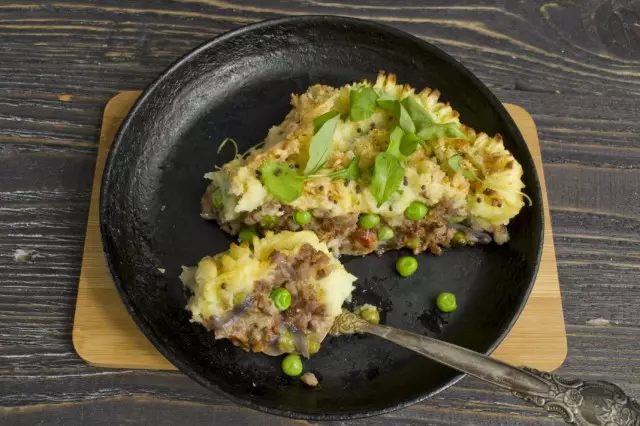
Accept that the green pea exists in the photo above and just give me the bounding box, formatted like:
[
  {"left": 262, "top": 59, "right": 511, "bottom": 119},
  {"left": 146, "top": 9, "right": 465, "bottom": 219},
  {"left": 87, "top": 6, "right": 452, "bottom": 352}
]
[
  {"left": 233, "top": 291, "right": 246, "bottom": 306},
  {"left": 405, "top": 201, "right": 429, "bottom": 221},
  {"left": 359, "top": 307, "right": 380, "bottom": 324},
  {"left": 270, "top": 287, "right": 292, "bottom": 311},
  {"left": 260, "top": 215, "right": 278, "bottom": 229},
  {"left": 307, "top": 335, "right": 321, "bottom": 355},
  {"left": 211, "top": 189, "right": 223, "bottom": 209},
  {"left": 377, "top": 226, "right": 395, "bottom": 241},
  {"left": 238, "top": 228, "right": 258, "bottom": 245},
  {"left": 278, "top": 331, "right": 296, "bottom": 354},
  {"left": 406, "top": 237, "right": 421, "bottom": 250},
  {"left": 451, "top": 231, "right": 468, "bottom": 247},
  {"left": 294, "top": 210, "right": 312, "bottom": 225},
  {"left": 436, "top": 292, "right": 457, "bottom": 313},
  {"left": 396, "top": 256, "right": 418, "bottom": 277},
  {"left": 358, "top": 213, "right": 380, "bottom": 229},
  {"left": 281, "top": 354, "right": 303, "bottom": 376}
]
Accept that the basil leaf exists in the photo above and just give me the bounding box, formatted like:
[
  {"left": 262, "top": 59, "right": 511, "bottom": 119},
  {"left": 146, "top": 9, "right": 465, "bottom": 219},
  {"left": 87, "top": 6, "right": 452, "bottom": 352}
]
[
  {"left": 376, "top": 95, "right": 415, "bottom": 134},
  {"left": 400, "top": 132, "right": 421, "bottom": 157},
  {"left": 349, "top": 87, "right": 378, "bottom": 121},
  {"left": 447, "top": 153, "right": 479, "bottom": 181},
  {"left": 386, "top": 126, "right": 405, "bottom": 158},
  {"left": 260, "top": 161, "right": 304, "bottom": 202},
  {"left": 401, "top": 96, "right": 434, "bottom": 131},
  {"left": 417, "top": 122, "right": 468, "bottom": 141},
  {"left": 305, "top": 111, "right": 340, "bottom": 175},
  {"left": 398, "top": 103, "right": 415, "bottom": 134},
  {"left": 371, "top": 152, "right": 405, "bottom": 207},
  {"left": 324, "top": 156, "right": 361, "bottom": 180},
  {"left": 376, "top": 94, "right": 398, "bottom": 113},
  {"left": 401, "top": 96, "right": 468, "bottom": 141}
]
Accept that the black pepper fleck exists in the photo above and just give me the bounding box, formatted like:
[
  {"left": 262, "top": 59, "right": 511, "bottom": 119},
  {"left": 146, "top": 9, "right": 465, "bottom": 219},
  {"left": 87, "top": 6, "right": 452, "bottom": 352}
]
[
  {"left": 370, "top": 122, "right": 375, "bottom": 130},
  {"left": 289, "top": 164, "right": 295, "bottom": 169},
  {"left": 220, "top": 283, "right": 227, "bottom": 290},
  {"left": 274, "top": 168, "right": 282, "bottom": 177},
  {"left": 344, "top": 180, "right": 350, "bottom": 187},
  {"left": 403, "top": 176, "right": 408, "bottom": 186},
  {"left": 256, "top": 170, "right": 262, "bottom": 177},
  {"left": 357, "top": 128, "right": 361, "bottom": 133},
  {"left": 476, "top": 197, "right": 482, "bottom": 203},
  {"left": 318, "top": 185, "right": 324, "bottom": 191},
  {"left": 294, "top": 164, "right": 300, "bottom": 169},
  {"left": 421, "top": 185, "right": 426, "bottom": 190}
]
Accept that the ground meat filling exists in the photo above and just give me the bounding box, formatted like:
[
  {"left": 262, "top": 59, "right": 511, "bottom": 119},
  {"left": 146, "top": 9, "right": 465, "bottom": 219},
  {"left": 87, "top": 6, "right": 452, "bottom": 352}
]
[
  {"left": 201, "top": 182, "right": 460, "bottom": 256},
  {"left": 208, "top": 243, "right": 334, "bottom": 352}
]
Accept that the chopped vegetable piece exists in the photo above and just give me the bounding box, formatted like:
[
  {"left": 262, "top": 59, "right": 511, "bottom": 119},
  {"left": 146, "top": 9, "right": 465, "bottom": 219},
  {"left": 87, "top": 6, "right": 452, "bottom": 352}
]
[
  {"left": 405, "top": 201, "right": 428, "bottom": 221},
  {"left": 278, "top": 331, "right": 296, "bottom": 353},
  {"left": 377, "top": 226, "right": 395, "bottom": 241},
  {"left": 359, "top": 306, "right": 380, "bottom": 324},
  {"left": 238, "top": 228, "right": 258, "bottom": 245},
  {"left": 406, "top": 237, "right": 421, "bottom": 249},
  {"left": 294, "top": 210, "right": 312, "bottom": 225},
  {"left": 260, "top": 215, "right": 278, "bottom": 229},
  {"left": 282, "top": 354, "right": 303, "bottom": 376},
  {"left": 451, "top": 231, "right": 468, "bottom": 247},
  {"left": 307, "top": 335, "right": 321, "bottom": 355},
  {"left": 436, "top": 292, "right": 457, "bottom": 312},
  {"left": 232, "top": 292, "right": 246, "bottom": 306},
  {"left": 396, "top": 256, "right": 418, "bottom": 277},
  {"left": 270, "top": 287, "right": 292, "bottom": 311},
  {"left": 358, "top": 213, "right": 380, "bottom": 229},
  {"left": 211, "top": 189, "right": 223, "bottom": 209}
]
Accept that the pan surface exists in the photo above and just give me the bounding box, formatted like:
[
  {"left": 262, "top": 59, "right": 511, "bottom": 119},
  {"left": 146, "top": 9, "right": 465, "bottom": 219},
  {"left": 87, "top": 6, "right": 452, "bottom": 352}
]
[{"left": 100, "top": 16, "right": 544, "bottom": 420}]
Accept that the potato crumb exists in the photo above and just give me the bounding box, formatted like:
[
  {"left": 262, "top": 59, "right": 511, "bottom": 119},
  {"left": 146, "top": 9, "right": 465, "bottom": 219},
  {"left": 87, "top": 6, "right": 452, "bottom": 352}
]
[{"left": 300, "top": 372, "right": 319, "bottom": 387}]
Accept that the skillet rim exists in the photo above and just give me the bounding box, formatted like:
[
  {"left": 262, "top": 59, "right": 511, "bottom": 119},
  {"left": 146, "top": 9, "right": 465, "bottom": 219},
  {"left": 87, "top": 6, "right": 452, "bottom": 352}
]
[{"left": 99, "top": 14, "right": 544, "bottom": 420}]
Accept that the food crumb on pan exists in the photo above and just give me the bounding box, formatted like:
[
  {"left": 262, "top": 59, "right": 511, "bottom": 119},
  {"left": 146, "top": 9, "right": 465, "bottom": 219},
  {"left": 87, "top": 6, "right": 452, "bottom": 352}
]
[
  {"left": 13, "top": 249, "right": 40, "bottom": 263},
  {"left": 300, "top": 372, "right": 319, "bottom": 387}
]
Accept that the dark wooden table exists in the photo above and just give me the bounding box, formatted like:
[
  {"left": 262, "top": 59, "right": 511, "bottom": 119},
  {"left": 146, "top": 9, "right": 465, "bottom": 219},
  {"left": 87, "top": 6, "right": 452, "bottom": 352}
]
[{"left": 1, "top": 1, "right": 639, "bottom": 425}]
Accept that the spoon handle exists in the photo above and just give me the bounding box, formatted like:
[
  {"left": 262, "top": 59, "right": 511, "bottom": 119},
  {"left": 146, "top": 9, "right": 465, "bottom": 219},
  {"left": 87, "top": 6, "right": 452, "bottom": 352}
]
[{"left": 331, "top": 313, "right": 640, "bottom": 425}]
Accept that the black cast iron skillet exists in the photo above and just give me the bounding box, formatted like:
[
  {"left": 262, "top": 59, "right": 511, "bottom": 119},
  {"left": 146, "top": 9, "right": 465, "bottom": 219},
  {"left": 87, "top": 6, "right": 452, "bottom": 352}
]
[{"left": 100, "top": 16, "right": 543, "bottom": 420}]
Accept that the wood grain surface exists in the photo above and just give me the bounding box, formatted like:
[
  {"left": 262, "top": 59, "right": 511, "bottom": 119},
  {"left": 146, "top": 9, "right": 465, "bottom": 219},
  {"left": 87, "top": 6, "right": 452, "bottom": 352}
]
[
  {"left": 1, "top": 1, "right": 639, "bottom": 425},
  {"left": 72, "top": 91, "right": 568, "bottom": 371}
]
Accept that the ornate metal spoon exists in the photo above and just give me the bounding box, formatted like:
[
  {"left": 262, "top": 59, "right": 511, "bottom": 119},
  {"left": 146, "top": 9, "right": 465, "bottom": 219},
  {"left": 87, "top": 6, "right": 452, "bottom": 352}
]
[{"left": 330, "top": 311, "right": 640, "bottom": 426}]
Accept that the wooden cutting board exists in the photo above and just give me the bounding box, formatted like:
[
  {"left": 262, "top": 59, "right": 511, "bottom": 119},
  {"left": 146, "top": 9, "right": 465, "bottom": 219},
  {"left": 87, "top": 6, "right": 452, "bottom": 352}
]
[{"left": 72, "top": 91, "right": 567, "bottom": 371}]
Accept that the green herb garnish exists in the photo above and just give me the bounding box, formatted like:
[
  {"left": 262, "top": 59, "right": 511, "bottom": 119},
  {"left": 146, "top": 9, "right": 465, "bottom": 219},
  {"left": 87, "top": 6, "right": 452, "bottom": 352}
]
[
  {"left": 400, "top": 132, "right": 421, "bottom": 157},
  {"left": 261, "top": 156, "right": 361, "bottom": 203},
  {"left": 401, "top": 96, "right": 468, "bottom": 141},
  {"left": 386, "top": 126, "right": 405, "bottom": 159},
  {"left": 217, "top": 137, "right": 239, "bottom": 158},
  {"left": 349, "top": 86, "right": 378, "bottom": 121},
  {"left": 304, "top": 111, "right": 340, "bottom": 175},
  {"left": 322, "top": 156, "right": 361, "bottom": 180},
  {"left": 259, "top": 161, "right": 304, "bottom": 202},
  {"left": 376, "top": 95, "right": 415, "bottom": 134},
  {"left": 447, "top": 153, "right": 479, "bottom": 181},
  {"left": 370, "top": 152, "right": 404, "bottom": 207},
  {"left": 418, "top": 122, "right": 468, "bottom": 141}
]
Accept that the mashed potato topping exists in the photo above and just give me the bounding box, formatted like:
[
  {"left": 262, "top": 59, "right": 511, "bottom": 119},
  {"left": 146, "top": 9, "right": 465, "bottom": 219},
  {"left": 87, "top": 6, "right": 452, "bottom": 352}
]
[
  {"left": 182, "top": 231, "right": 356, "bottom": 354},
  {"left": 201, "top": 72, "right": 527, "bottom": 256}
]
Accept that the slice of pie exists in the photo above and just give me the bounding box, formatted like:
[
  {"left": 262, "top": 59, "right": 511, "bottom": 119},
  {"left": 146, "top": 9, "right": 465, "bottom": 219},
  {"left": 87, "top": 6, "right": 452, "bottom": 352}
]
[
  {"left": 181, "top": 230, "right": 356, "bottom": 355},
  {"left": 201, "top": 72, "right": 527, "bottom": 256}
]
